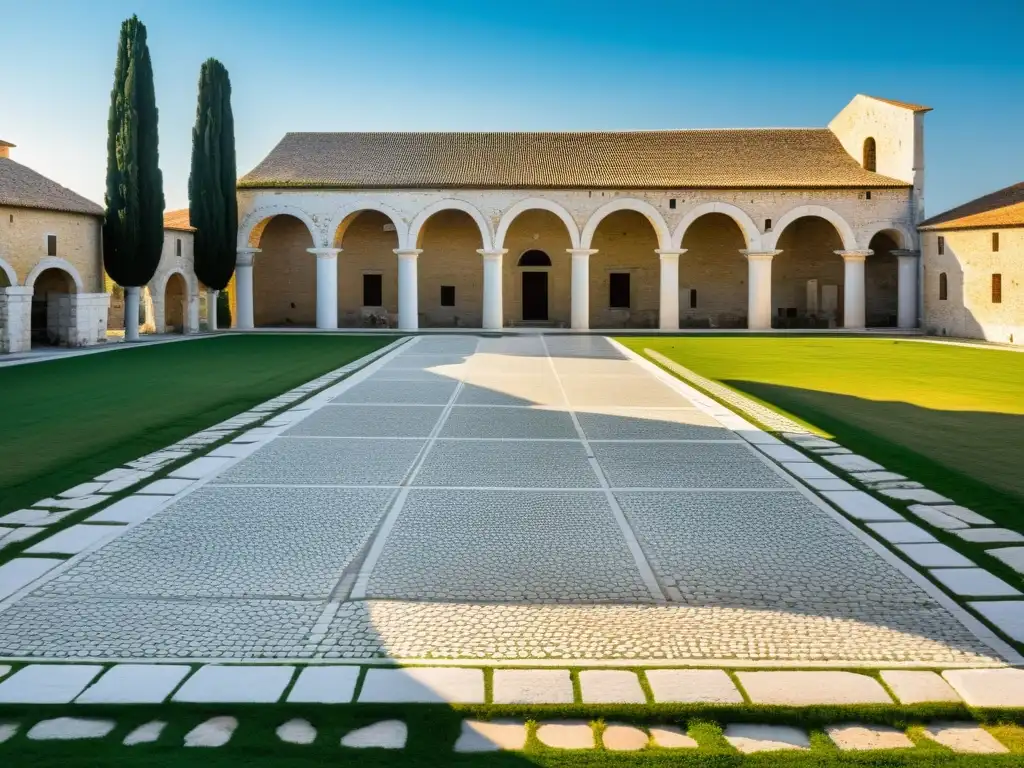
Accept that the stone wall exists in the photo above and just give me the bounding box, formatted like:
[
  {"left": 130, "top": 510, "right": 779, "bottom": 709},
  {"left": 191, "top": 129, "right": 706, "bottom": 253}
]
[
  {"left": 0, "top": 205, "right": 104, "bottom": 291},
  {"left": 253, "top": 215, "right": 316, "bottom": 326},
  {"left": 923, "top": 228, "right": 1023, "bottom": 345}
]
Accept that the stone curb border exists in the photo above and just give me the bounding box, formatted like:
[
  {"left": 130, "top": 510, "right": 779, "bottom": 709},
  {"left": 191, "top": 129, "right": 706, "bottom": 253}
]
[
  {"left": 608, "top": 339, "right": 1024, "bottom": 665},
  {"left": 0, "top": 336, "right": 412, "bottom": 612}
]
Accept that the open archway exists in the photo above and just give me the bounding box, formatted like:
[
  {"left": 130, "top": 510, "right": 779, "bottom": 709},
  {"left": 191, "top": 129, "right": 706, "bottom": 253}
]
[
  {"left": 30, "top": 267, "right": 77, "bottom": 346},
  {"left": 680, "top": 212, "right": 749, "bottom": 328},
  {"left": 866, "top": 231, "right": 900, "bottom": 327},
  {"left": 772, "top": 216, "right": 848, "bottom": 328},
  {"left": 164, "top": 272, "right": 187, "bottom": 333},
  {"left": 334, "top": 210, "right": 400, "bottom": 327},
  {"left": 252, "top": 214, "right": 316, "bottom": 326},
  {"left": 416, "top": 209, "right": 486, "bottom": 327},
  {"left": 588, "top": 209, "right": 662, "bottom": 328},
  {"left": 501, "top": 209, "right": 574, "bottom": 326}
]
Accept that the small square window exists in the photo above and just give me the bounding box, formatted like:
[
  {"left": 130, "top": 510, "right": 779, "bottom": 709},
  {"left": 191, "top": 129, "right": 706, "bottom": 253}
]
[
  {"left": 609, "top": 273, "right": 630, "bottom": 308},
  {"left": 440, "top": 285, "right": 455, "bottom": 307},
  {"left": 992, "top": 273, "right": 1002, "bottom": 303},
  {"left": 46, "top": 234, "right": 57, "bottom": 256},
  {"left": 937, "top": 236, "right": 945, "bottom": 255},
  {"left": 175, "top": 238, "right": 182, "bottom": 257},
  {"left": 865, "top": 190, "right": 872, "bottom": 200},
  {"left": 764, "top": 219, "right": 772, "bottom": 230},
  {"left": 689, "top": 288, "right": 698, "bottom": 309},
  {"left": 992, "top": 232, "right": 999, "bottom": 252},
  {"left": 669, "top": 198, "right": 677, "bottom": 209},
  {"left": 363, "top": 273, "right": 383, "bottom": 307}
]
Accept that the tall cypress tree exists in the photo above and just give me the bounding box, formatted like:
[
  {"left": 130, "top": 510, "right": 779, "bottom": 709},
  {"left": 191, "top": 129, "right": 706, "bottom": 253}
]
[
  {"left": 189, "top": 58, "right": 237, "bottom": 329},
  {"left": 103, "top": 15, "right": 164, "bottom": 340}
]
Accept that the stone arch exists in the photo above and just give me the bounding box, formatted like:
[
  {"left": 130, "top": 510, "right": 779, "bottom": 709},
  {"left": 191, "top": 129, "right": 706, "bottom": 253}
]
[
  {"left": 25, "top": 258, "right": 84, "bottom": 292},
  {"left": 859, "top": 221, "right": 914, "bottom": 251},
  {"left": 580, "top": 198, "right": 671, "bottom": 251},
  {"left": 238, "top": 205, "right": 321, "bottom": 249},
  {"left": 863, "top": 137, "right": 877, "bottom": 171},
  {"left": 408, "top": 198, "right": 493, "bottom": 251},
  {"left": 678, "top": 211, "right": 751, "bottom": 328},
  {"left": 163, "top": 271, "right": 189, "bottom": 333},
  {"left": 765, "top": 205, "right": 857, "bottom": 251},
  {"left": 0, "top": 256, "right": 16, "bottom": 287},
  {"left": 155, "top": 266, "right": 198, "bottom": 298},
  {"left": 251, "top": 213, "right": 317, "bottom": 326},
  {"left": 495, "top": 198, "right": 581, "bottom": 250},
  {"left": 329, "top": 201, "right": 408, "bottom": 250},
  {"left": 671, "top": 202, "right": 761, "bottom": 251}
]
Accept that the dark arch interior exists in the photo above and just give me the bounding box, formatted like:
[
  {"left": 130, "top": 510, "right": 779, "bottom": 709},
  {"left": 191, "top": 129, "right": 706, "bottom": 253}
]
[{"left": 518, "top": 250, "right": 551, "bottom": 267}]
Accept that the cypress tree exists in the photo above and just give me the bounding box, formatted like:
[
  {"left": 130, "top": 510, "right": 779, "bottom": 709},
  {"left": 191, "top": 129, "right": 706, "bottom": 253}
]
[
  {"left": 189, "top": 58, "right": 238, "bottom": 330},
  {"left": 103, "top": 15, "right": 165, "bottom": 340}
]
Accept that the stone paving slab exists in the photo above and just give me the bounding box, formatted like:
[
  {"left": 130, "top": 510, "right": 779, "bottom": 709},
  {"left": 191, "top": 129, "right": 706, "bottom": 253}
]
[
  {"left": 76, "top": 664, "right": 191, "bottom": 704},
  {"left": 577, "top": 408, "right": 731, "bottom": 441},
  {"left": 341, "top": 720, "right": 407, "bottom": 749},
  {"left": 286, "top": 666, "right": 360, "bottom": 703},
  {"left": 492, "top": 669, "right": 574, "bottom": 704},
  {"left": 895, "top": 543, "right": 975, "bottom": 568},
  {"left": 954, "top": 528, "right": 1024, "bottom": 544},
  {"left": 536, "top": 720, "right": 594, "bottom": 749},
  {"left": 358, "top": 667, "right": 485, "bottom": 703},
  {"left": 277, "top": 718, "right": 317, "bottom": 745},
  {"left": 442, "top": 406, "right": 577, "bottom": 439},
  {"left": 914, "top": 504, "right": 994, "bottom": 526},
  {"left": 783, "top": 462, "right": 840, "bottom": 480},
  {"left": 414, "top": 439, "right": 599, "bottom": 488},
  {"left": 880, "top": 670, "right": 963, "bottom": 704},
  {"left": 88, "top": 494, "right": 167, "bottom": 524},
  {"left": 930, "top": 568, "right": 1021, "bottom": 597},
  {"left": 906, "top": 505, "right": 970, "bottom": 530},
  {"left": 942, "top": 668, "right": 1024, "bottom": 707},
  {"left": 821, "top": 491, "right": 904, "bottom": 521},
  {"left": 0, "top": 558, "right": 63, "bottom": 600},
  {"left": 0, "top": 664, "right": 103, "bottom": 703},
  {"left": 172, "top": 665, "right": 294, "bottom": 703},
  {"left": 594, "top": 442, "right": 791, "bottom": 489},
  {"left": 922, "top": 722, "right": 1009, "bottom": 754},
  {"left": 25, "top": 524, "right": 122, "bottom": 555},
  {"left": 645, "top": 669, "right": 743, "bottom": 703},
  {"left": 0, "top": 527, "right": 45, "bottom": 550},
  {"left": 137, "top": 478, "right": 194, "bottom": 495},
  {"left": 288, "top": 405, "right": 444, "bottom": 438},
  {"left": 602, "top": 723, "right": 649, "bottom": 751},
  {"left": 757, "top": 445, "right": 809, "bottom": 463},
  {"left": 879, "top": 488, "right": 953, "bottom": 504},
  {"left": 0, "top": 509, "right": 74, "bottom": 526},
  {"left": 822, "top": 454, "right": 885, "bottom": 472},
  {"left": 724, "top": 724, "right": 809, "bottom": 753},
  {"left": 124, "top": 721, "right": 166, "bottom": 745},
  {"left": 650, "top": 726, "right": 698, "bottom": 748},
  {"left": 989, "top": 547, "right": 1024, "bottom": 575},
  {"left": 736, "top": 671, "right": 892, "bottom": 705},
  {"left": 826, "top": 723, "right": 914, "bottom": 751},
  {"left": 185, "top": 716, "right": 237, "bottom": 747},
  {"left": 27, "top": 717, "right": 115, "bottom": 741},
  {"left": 867, "top": 522, "right": 938, "bottom": 544},
  {"left": 454, "top": 720, "right": 528, "bottom": 752},
  {"left": 969, "top": 601, "right": 1024, "bottom": 643},
  {"left": 578, "top": 670, "right": 646, "bottom": 703},
  {"left": 169, "top": 456, "right": 233, "bottom": 480},
  {"left": 333, "top": 379, "right": 458, "bottom": 405}
]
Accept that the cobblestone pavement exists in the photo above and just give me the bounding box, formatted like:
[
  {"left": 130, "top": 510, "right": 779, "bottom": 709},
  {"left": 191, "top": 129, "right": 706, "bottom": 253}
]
[{"left": 0, "top": 335, "right": 1004, "bottom": 663}]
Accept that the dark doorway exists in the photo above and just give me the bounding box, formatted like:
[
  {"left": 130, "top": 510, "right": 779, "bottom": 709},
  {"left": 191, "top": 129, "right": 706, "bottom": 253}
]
[{"left": 522, "top": 271, "right": 548, "bottom": 321}]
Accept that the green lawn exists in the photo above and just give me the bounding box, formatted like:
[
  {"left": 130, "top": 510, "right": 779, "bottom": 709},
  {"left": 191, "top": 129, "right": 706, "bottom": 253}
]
[
  {"left": 619, "top": 337, "right": 1024, "bottom": 533},
  {"left": 0, "top": 334, "right": 395, "bottom": 514}
]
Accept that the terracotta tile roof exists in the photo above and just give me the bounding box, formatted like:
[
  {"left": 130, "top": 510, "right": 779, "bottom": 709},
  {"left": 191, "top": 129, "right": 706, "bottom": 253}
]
[
  {"left": 863, "top": 95, "right": 933, "bottom": 113},
  {"left": 239, "top": 129, "right": 909, "bottom": 190},
  {"left": 919, "top": 182, "right": 1024, "bottom": 230},
  {"left": 163, "top": 208, "right": 196, "bottom": 232},
  {"left": 0, "top": 157, "right": 103, "bottom": 216}
]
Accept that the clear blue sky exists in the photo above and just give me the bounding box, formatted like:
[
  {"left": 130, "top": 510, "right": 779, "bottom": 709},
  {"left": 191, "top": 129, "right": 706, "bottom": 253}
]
[{"left": 2, "top": 0, "right": 1021, "bottom": 214}]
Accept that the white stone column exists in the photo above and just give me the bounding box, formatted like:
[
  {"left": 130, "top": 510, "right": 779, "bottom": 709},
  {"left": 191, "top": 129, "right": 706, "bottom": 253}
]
[
  {"left": 567, "top": 248, "right": 597, "bottom": 330},
  {"left": 0, "top": 286, "right": 33, "bottom": 353},
  {"left": 124, "top": 285, "right": 140, "bottom": 341},
  {"left": 308, "top": 247, "right": 341, "bottom": 330},
  {"left": 893, "top": 249, "right": 920, "bottom": 329},
  {"left": 186, "top": 291, "right": 199, "bottom": 333},
  {"left": 836, "top": 249, "right": 872, "bottom": 329},
  {"left": 656, "top": 249, "right": 686, "bottom": 330},
  {"left": 235, "top": 248, "right": 260, "bottom": 330},
  {"left": 477, "top": 249, "right": 507, "bottom": 330},
  {"left": 206, "top": 289, "right": 220, "bottom": 331},
  {"left": 393, "top": 248, "right": 422, "bottom": 331},
  {"left": 741, "top": 250, "right": 780, "bottom": 330}
]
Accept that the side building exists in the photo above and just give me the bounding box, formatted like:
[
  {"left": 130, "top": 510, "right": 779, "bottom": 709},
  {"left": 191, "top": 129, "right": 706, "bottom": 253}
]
[
  {"left": 0, "top": 140, "right": 109, "bottom": 352},
  {"left": 919, "top": 183, "right": 1023, "bottom": 345}
]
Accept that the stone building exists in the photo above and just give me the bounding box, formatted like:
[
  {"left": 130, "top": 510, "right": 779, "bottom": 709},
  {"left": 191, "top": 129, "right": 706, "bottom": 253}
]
[
  {"left": 0, "top": 140, "right": 109, "bottom": 352},
  {"left": 107, "top": 209, "right": 202, "bottom": 335},
  {"left": 233, "top": 94, "right": 927, "bottom": 332},
  {"left": 919, "top": 183, "right": 1023, "bottom": 345}
]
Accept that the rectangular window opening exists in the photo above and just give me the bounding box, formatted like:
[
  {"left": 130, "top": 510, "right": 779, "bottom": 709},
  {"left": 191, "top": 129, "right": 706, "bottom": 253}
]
[
  {"left": 46, "top": 234, "right": 57, "bottom": 256},
  {"left": 175, "top": 238, "right": 182, "bottom": 257},
  {"left": 866, "top": 190, "right": 872, "bottom": 200},
  {"left": 992, "top": 273, "right": 1002, "bottom": 303},
  {"left": 669, "top": 198, "right": 677, "bottom": 209},
  {"left": 440, "top": 285, "right": 456, "bottom": 307},
  {"left": 609, "top": 273, "right": 630, "bottom": 308},
  {"left": 689, "top": 288, "right": 698, "bottom": 309},
  {"left": 765, "top": 218, "right": 772, "bottom": 230},
  {"left": 938, "top": 236, "right": 945, "bottom": 255},
  {"left": 362, "top": 273, "right": 383, "bottom": 307},
  {"left": 993, "top": 232, "right": 1000, "bottom": 252}
]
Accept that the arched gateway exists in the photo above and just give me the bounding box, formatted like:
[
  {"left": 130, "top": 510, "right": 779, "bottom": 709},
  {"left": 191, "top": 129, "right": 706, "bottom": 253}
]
[{"left": 232, "top": 95, "right": 926, "bottom": 331}]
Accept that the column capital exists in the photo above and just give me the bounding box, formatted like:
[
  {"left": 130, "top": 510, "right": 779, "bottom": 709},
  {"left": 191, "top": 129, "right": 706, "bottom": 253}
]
[
  {"left": 740, "top": 249, "right": 782, "bottom": 262},
  {"left": 476, "top": 248, "right": 508, "bottom": 259},
  {"left": 567, "top": 248, "right": 598, "bottom": 257},
  {"left": 236, "top": 247, "right": 261, "bottom": 267},
  {"left": 307, "top": 247, "right": 341, "bottom": 259},
  {"left": 891, "top": 249, "right": 920, "bottom": 259},
  {"left": 655, "top": 248, "right": 687, "bottom": 259},
  {"left": 834, "top": 249, "right": 873, "bottom": 262},
  {"left": 393, "top": 248, "right": 423, "bottom": 259},
  {"left": 1, "top": 286, "right": 33, "bottom": 296}
]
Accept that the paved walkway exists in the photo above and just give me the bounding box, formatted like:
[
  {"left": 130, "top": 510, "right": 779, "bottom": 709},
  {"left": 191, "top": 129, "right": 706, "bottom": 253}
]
[{"left": 0, "top": 335, "right": 1005, "bottom": 663}]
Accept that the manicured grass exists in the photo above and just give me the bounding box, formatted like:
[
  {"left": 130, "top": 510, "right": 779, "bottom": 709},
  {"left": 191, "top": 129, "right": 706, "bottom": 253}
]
[
  {"left": 620, "top": 337, "right": 1024, "bottom": 533},
  {"left": 0, "top": 334, "right": 396, "bottom": 514}
]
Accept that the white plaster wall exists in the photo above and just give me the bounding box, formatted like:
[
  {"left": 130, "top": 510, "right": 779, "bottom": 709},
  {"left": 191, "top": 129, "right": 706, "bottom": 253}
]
[{"left": 150, "top": 229, "right": 199, "bottom": 333}]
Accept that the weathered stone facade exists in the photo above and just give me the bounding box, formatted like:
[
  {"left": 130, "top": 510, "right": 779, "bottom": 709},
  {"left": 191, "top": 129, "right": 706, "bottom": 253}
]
[{"left": 922, "top": 228, "right": 1023, "bottom": 345}]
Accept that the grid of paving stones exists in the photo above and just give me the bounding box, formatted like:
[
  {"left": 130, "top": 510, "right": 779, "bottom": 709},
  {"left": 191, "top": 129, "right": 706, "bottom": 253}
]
[{"left": 0, "top": 334, "right": 1008, "bottom": 664}]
